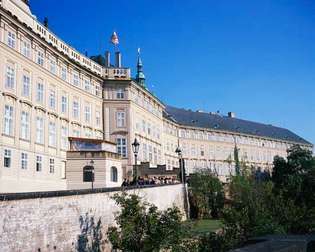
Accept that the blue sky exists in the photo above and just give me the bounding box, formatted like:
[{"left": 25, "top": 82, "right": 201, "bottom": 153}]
[{"left": 30, "top": 0, "right": 315, "bottom": 146}]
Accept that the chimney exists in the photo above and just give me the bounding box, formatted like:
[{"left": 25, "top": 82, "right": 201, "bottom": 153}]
[
  {"left": 115, "top": 51, "right": 122, "bottom": 68},
  {"left": 228, "top": 112, "right": 236, "bottom": 118},
  {"left": 105, "top": 51, "right": 110, "bottom": 67}
]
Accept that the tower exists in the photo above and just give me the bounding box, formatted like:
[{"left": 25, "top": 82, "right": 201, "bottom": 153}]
[{"left": 136, "top": 48, "right": 145, "bottom": 87}]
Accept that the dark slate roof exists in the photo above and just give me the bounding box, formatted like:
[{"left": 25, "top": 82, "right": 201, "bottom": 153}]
[{"left": 164, "top": 105, "right": 311, "bottom": 145}]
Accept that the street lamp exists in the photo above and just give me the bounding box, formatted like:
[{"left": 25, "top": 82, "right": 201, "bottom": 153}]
[
  {"left": 175, "top": 145, "right": 189, "bottom": 219},
  {"left": 132, "top": 138, "right": 140, "bottom": 183},
  {"left": 90, "top": 160, "right": 95, "bottom": 190},
  {"left": 175, "top": 146, "right": 184, "bottom": 183}
]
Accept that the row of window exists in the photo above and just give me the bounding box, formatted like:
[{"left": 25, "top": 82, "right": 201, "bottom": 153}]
[
  {"left": 179, "top": 129, "right": 289, "bottom": 149},
  {"left": 132, "top": 90, "right": 162, "bottom": 118},
  {"left": 180, "top": 143, "right": 280, "bottom": 163},
  {"left": 4, "top": 64, "right": 101, "bottom": 126},
  {"left": 4, "top": 149, "right": 55, "bottom": 173},
  {"left": 5, "top": 28, "right": 102, "bottom": 97},
  {"left": 135, "top": 119, "right": 161, "bottom": 140},
  {"left": 166, "top": 159, "right": 179, "bottom": 171},
  {"left": 164, "top": 122, "right": 178, "bottom": 136},
  {"left": 4, "top": 105, "right": 102, "bottom": 146}
]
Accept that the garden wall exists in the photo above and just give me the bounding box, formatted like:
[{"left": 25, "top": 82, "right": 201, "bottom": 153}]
[{"left": 0, "top": 184, "right": 185, "bottom": 252}]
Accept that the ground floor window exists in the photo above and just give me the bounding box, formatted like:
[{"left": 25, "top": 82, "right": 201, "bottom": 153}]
[
  {"left": 21, "top": 152, "right": 28, "bottom": 169},
  {"left": 111, "top": 166, "right": 118, "bottom": 182},
  {"left": 49, "top": 158, "right": 55, "bottom": 173},
  {"left": 36, "top": 155, "right": 42, "bottom": 172},
  {"left": 83, "top": 166, "right": 94, "bottom": 182},
  {"left": 4, "top": 149, "right": 11, "bottom": 168}
]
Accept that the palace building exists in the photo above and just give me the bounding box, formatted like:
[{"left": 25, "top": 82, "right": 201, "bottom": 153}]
[{"left": 0, "top": 0, "right": 312, "bottom": 192}]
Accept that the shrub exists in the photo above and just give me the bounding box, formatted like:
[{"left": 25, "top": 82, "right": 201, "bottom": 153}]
[{"left": 107, "top": 192, "right": 190, "bottom": 252}]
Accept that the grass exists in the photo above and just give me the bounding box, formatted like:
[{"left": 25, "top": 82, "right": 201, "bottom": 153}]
[{"left": 190, "top": 219, "right": 223, "bottom": 234}]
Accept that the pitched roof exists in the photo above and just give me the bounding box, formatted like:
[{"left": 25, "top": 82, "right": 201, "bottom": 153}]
[{"left": 164, "top": 105, "right": 311, "bottom": 145}]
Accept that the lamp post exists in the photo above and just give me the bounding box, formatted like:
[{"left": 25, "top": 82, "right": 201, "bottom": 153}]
[
  {"left": 175, "top": 146, "right": 189, "bottom": 219},
  {"left": 175, "top": 146, "right": 184, "bottom": 183},
  {"left": 132, "top": 138, "right": 140, "bottom": 183},
  {"left": 90, "top": 160, "right": 95, "bottom": 190}
]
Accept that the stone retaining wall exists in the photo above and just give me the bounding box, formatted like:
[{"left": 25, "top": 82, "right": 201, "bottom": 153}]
[{"left": 0, "top": 184, "right": 185, "bottom": 252}]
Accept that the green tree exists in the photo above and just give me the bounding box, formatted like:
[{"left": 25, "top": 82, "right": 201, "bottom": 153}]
[
  {"left": 234, "top": 144, "right": 240, "bottom": 175},
  {"left": 221, "top": 175, "right": 285, "bottom": 249},
  {"left": 272, "top": 144, "right": 315, "bottom": 233},
  {"left": 272, "top": 145, "right": 314, "bottom": 198},
  {"left": 189, "top": 170, "right": 224, "bottom": 219},
  {"left": 107, "top": 192, "right": 189, "bottom": 252}
]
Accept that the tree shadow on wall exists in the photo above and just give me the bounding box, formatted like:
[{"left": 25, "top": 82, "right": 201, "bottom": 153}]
[{"left": 76, "top": 213, "right": 105, "bottom": 252}]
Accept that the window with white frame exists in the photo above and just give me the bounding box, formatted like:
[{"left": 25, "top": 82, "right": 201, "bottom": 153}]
[
  {"left": 49, "top": 89, "right": 56, "bottom": 109},
  {"left": 96, "top": 110, "right": 101, "bottom": 127},
  {"left": 191, "top": 145, "right": 196, "bottom": 156},
  {"left": 5, "top": 65, "right": 15, "bottom": 89},
  {"left": 91, "top": 82, "right": 95, "bottom": 95},
  {"left": 73, "top": 72, "right": 80, "bottom": 86},
  {"left": 7, "top": 30, "right": 16, "bottom": 48},
  {"left": 36, "top": 117, "right": 44, "bottom": 144},
  {"left": 4, "top": 149, "right": 11, "bottom": 168},
  {"left": 21, "top": 39, "right": 31, "bottom": 58},
  {"left": 84, "top": 79, "right": 91, "bottom": 92},
  {"left": 61, "top": 66, "right": 67, "bottom": 81},
  {"left": 153, "top": 147, "right": 157, "bottom": 164},
  {"left": 116, "top": 137, "right": 127, "bottom": 158},
  {"left": 95, "top": 131, "right": 102, "bottom": 139},
  {"left": 4, "top": 105, "right": 13, "bottom": 136},
  {"left": 158, "top": 149, "right": 161, "bottom": 163},
  {"left": 95, "top": 85, "right": 101, "bottom": 96},
  {"left": 73, "top": 129, "right": 80, "bottom": 137},
  {"left": 37, "top": 50, "right": 44, "bottom": 66},
  {"left": 73, "top": 100, "right": 79, "bottom": 118},
  {"left": 36, "top": 155, "right": 42, "bottom": 172},
  {"left": 49, "top": 56, "right": 56, "bottom": 74},
  {"left": 20, "top": 111, "right": 30, "bottom": 140},
  {"left": 21, "top": 152, "right": 28, "bottom": 169},
  {"left": 116, "top": 88, "right": 124, "bottom": 99},
  {"left": 84, "top": 104, "right": 91, "bottom": 123},
  {"left": 61, "top": 95, "right": 67, "bottom": 113},
  {"left": 61, "top": 126, "right": 68, "bottom": 150},
  {"left": 116, "top": 111, "right": 125, "bottom": 127},
  {"left": 148, "top": 145, "right": 153, "bottom": 162},
  {"left": 49, "top": 158, "right": 55, "bottom": 173},
  {"left": 143, "top": 143, "right": 147, "bottom": 161},
  {"left": 48, "top": 122, "right": 56, "bottom": 147},
  {"left": 36, "top": 81, "right": 44, "bottom": 103},
  {"left": 157, "top": 127, "right": 160, "bottom": 139},
  {"left": 22, "top": 74, "right": 30, "bottom": 97},
  {"left": 85, "top": 128, "right": 92, "bottom": 137}
]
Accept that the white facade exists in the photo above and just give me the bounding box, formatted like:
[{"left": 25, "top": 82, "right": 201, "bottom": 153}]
[{"left": 0, "top": 0, "right": 312, "bottom": 192}]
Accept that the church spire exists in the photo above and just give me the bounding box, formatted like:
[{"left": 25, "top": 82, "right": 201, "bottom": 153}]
[{"left": 136, "top": 48, "right": 145, "bottom": 87}]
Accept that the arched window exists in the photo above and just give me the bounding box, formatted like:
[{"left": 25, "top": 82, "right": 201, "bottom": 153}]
[
  {"left": 111, "top": 166, "right": 118, "bottom": 182},
  {"left": 83, "top": 165, "right": 94, "bottom": 182}
]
